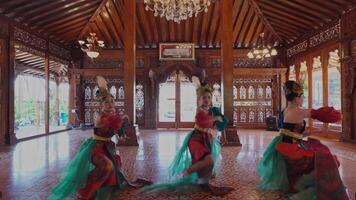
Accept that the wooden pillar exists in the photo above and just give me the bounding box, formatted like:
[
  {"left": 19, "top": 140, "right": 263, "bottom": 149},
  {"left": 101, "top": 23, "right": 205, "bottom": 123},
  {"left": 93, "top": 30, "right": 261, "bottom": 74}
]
[
  {"left": 68, "top": 69, "right": 75, "bottom": 126},
  {"left": 120, "top": 0, "right": 138, "bottom": 146},
  {"left": 306, "top": 56, "right": 313, "bottom": 129},
  {"left": 221, "top": 0, "right": 241, "bottom": 146},
  {"left": 6, "top": 27, "right": 16, "bottom": 144},
  {"left": 0, "top": 37, "right": 8, "bottom": 145},
  {"left": 321, "top": 49, "right": 329, "bottom": 134},
  {"left": 123, "top": 0, "right": 136, "bottom": 123},
  {"left": 44, "top": 49, "right": 49, "bottom": 134},
  {"left": 54, "top": 77, "right": 60, "bottom": 126}
]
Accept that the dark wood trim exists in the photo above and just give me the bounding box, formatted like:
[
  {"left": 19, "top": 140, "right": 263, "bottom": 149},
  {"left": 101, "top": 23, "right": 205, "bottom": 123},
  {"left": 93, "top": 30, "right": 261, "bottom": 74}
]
[{"left": 123, "top": 0, "right": 136, "bottom": 123}]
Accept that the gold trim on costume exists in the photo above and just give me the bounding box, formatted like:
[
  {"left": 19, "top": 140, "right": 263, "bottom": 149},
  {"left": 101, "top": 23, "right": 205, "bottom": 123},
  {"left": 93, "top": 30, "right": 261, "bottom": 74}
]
[
  {"left": 92, "top": 133, "right": 112, "bottom": 141},
  {"left": 194, "top": 124, "right": 219, "bottom": 137},
  {"left": 279, "top": 128, "right": 304, "bottom": 140}
]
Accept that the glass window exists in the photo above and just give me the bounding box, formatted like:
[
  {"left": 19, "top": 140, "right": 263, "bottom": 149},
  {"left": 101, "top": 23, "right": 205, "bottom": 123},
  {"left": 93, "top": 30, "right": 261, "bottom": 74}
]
[
  {"left": 328, "top": 50, "right": 342, "bottom": 130},
  {"left": 300, "top": 61, "right": 308, "bottom": 108},
  {"left": 159, "top": 72, "right": 176, "bottom": 122},
  {"left": 180, "top": 72, "right": 197, "bottom": 122},
  {"left": 312, "top": 56, "right": 323, "bottom": 108},
  {"left": 289, "top": 65, "right": 296, "bottom": 81},
  {"left": 212, "top": 83, "right": 221, "bottom": 108},
  {"left": 15, "top": 74, "right": 46, "bottom": 139},
  {"left": 49, "top": 60, "right": 69, "bottom": 132},
  {"left": 328, "top": 50, "right": 341, "bottom": 110}
]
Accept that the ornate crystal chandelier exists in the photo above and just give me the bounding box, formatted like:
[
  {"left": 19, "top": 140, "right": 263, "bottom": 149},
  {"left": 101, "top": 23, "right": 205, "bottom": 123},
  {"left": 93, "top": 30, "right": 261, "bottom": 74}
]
[
  {"left": 247, "top": 33, "right": 277, "bottom": 59},
  {"left": 78, "top": 33, "right": 104, "bottom": 59},
  {"left": 144, "top": 0, "right": 211, "bottom": 23}
]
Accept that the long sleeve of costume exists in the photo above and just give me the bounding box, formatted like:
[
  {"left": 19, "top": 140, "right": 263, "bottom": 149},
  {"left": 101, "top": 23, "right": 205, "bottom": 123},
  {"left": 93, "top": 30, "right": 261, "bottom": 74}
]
[
  {"left": 209, "top": 107, "right": 228, "bottom": 131},
  {"left": 311, "top": 106, "right": 341, "bottom": 123}
]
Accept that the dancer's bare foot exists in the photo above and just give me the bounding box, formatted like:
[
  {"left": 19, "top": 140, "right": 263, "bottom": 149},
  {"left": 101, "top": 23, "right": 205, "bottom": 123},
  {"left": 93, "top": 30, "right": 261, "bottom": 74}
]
[
  {"left": 182, "top": 170, "right": 189, "bottom": 177},
  {"left": 128, "top": 178, "right": 152, "bottom": 188},
  {"left": 199, "top": 183, "right": 233, "bottom": 196}
]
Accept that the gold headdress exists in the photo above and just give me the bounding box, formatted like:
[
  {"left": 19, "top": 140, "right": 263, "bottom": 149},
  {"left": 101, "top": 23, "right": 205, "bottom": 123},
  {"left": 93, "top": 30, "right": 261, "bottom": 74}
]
[
  {"left": 95, "top": 76, "right": 112, "bottom": 100},
  {"left": 192, "top": 76, "right": 213, "bottom": 96}
]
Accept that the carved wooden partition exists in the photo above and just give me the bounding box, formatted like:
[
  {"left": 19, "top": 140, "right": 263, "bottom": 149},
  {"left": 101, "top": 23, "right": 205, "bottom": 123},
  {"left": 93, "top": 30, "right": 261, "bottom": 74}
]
[
  {"left": 83, "top": 76, "right": 124, "bottom": 125},
  {"left": 233, "top": 77, "right": 274, "bottom": 128}
]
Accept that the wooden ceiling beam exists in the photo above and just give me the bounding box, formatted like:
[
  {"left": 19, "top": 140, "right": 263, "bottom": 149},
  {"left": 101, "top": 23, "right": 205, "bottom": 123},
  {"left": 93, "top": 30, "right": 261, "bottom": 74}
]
[
  {"left": 260, "top": 0, "right": 325, "bottom": 25},
  {"left": 184, "top": 18, "right": 191, "bottom": 42},
  {"left": 51, "top": 29, "right": 84, "bottom": 42},
  {"left": 160, "top": 17, "right": 168, "bottom": 42},
  {"left": 15, "top": 53, "right": 33, "bottom": 60},
  {"left": 237, "top": 6, "right": 255, "bottom": 47},
  {"left": 137, "top": 14, "right": 149, "bottom": 47},
  {"left": 147, "top": 5, "right": 159, "bottom": 45},
  {"left": 27, "top": 0, "right": 99, "bottom": 27},
  {"left": 232, "top": 0, "right": 249, "bottom": 46},
  {"left": 33, "top": 6, "right": 97, "bottom": 30},
  {"left": 293, "top": 1, "right": 340, "bottom": 17},
  {"left": 135, "top": 19, "right": 145, "bottom": 48},
  {"left": 108, "top": 0, "right": 124, "bottom": 45},
  {"left": 78, "top": 0, "right": 110, "bottom": 39},
  {"left": 7, "top": 0, "right": 54, "bottom": 18},
  {"left": 45, "top": 15, "right": 90, "bottom": 33},
  {"left": 40, "top": 11, "right": 92, "bottom": 31},
  {"left": 200, "top": 7, "right": 211, "bottom": 47},
  {"left": 192, "top": 15, "right": 199, "bottom": 46},
  {"left": 319, "top": 0, "right": 346, "bottom": 10},
  {"left": 269, "top": 18, "right": 305, "bottom": 34},
  {"left": 207, "top": 2, "right": 220, "bottom": 47},
  {"left": 263, "top": 12, "right": 309, "bottom": 31},
  {"left": 94, "top": 16, "right": 114, "bottom": 47},
  {"left": 86, "top": 21, "right": 105, "bottom": 43},
  {"left": 168, "top": 21, "right": 176, "bottom": 42},
  {"left": 15, "top": 62, "right": 46, "bottom": 75},
  {"left": 250, "top": 21, "right": 263, "bottom": 47},
  {"left": 18, "top": 0, "right": 81, "bottom": 22},
  {"left": 232, "top": 0, "right": 244, "bottom": 30},
  {"left": 0, "top": 0, "right": 32, "bottom": 14},
  {"left": 213, "top": 20, "right": 221, "bottom": 48},
  {"left": 177, "top": 21, "right": 183, "bottom": 42},
  {"left": 271, "top": 27, "right": 297, "bottom": 42},
  {"left": 249, "top": 0, "right": 282, "bottom": 43},
  {"left": 138, "top": 3, "right": 153, "bottom": 47},
  {"left": 277, "top": 0, "right": 332, "bottom": 23},
  {"left": 243, "top": 15, "right": 259, "bottom": 48},
  {"left": 101, "top": 6, "right": 121, "bottom": 47},
  {"left": 257, "top": 2, "right": 318, "bottom": 28},
  {"left": 155, "top": 15, "right": 162, "bottom": 43}
]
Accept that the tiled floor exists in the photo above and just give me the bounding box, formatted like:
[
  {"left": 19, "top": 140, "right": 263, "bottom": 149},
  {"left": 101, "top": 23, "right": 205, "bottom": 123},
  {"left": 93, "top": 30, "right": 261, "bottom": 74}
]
[{"left": 0, "top": 129, "right": 355, "bottom": 200}]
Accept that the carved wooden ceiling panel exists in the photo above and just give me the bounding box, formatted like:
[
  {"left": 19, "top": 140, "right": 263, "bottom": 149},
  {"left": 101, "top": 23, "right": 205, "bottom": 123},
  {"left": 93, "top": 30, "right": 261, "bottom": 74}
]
[{"left": 0, "top": 0, "right": 355, "bottom": 49}]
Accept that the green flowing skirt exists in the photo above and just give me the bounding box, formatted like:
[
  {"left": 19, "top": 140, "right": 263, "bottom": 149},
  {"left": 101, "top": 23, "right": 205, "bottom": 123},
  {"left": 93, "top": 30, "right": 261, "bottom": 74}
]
[
  {"left": 48, "top": 138, "right": 122, "bottom": 200},
  {"left": 257, "top": 135, "right": 289, "bottom": 191},
  {"left": 141, "top": 131, "right": 221, "bottom": 194}
]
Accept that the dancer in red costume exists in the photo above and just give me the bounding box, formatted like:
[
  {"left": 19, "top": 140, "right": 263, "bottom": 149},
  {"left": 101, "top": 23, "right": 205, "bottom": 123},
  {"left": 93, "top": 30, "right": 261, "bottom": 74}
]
[
  {"left": 258, "top": 80, "right": 349, "bottom": 200},
  {"left": 141, "top": 76, "right": 233, "bottom": 196},
  {"left": 49, "top": 76, "right": 150, "bottom": 200}
]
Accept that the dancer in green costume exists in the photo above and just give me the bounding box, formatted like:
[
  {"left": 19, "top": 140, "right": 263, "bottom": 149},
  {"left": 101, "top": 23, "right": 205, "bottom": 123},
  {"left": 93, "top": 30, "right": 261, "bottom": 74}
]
[
  {"left": 257, "top": 81, "right": 349, "bottom": 200},
  {"left": 49, "top": 76, "right": 150, "bottom": 200},
  {"left": 141, "top": 76, "right": 233, "bottom": 196}
]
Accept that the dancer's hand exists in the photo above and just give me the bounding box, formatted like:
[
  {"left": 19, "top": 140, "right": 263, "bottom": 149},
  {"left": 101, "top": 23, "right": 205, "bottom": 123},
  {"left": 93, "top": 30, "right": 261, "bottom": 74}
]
[{"left": 215, "top": 116, "right": 223, "bottom": 122}]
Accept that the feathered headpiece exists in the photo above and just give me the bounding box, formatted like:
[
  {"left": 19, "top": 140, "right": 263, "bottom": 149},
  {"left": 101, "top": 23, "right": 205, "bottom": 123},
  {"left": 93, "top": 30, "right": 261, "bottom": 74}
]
[
  {"left": 95, "top": 76, "right": 112, "bottom": 100},
  {"left": 192, "top": 76, "right": 213, "bottom": 96}
]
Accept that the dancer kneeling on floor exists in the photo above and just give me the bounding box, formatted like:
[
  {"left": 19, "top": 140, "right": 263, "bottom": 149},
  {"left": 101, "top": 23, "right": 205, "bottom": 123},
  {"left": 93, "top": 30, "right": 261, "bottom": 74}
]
[
  {"left": 257, "top": 80, "right": 349, "bottom": 200},
  {"left": 49, "top": 76, "right": 150, "bottom": 200}
]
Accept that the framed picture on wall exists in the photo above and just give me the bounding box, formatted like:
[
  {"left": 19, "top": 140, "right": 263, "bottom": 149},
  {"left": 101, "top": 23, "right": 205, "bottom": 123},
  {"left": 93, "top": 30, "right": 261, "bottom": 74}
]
[{"left": 159, "top": 43, "right": 195, "bottom": 60}]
